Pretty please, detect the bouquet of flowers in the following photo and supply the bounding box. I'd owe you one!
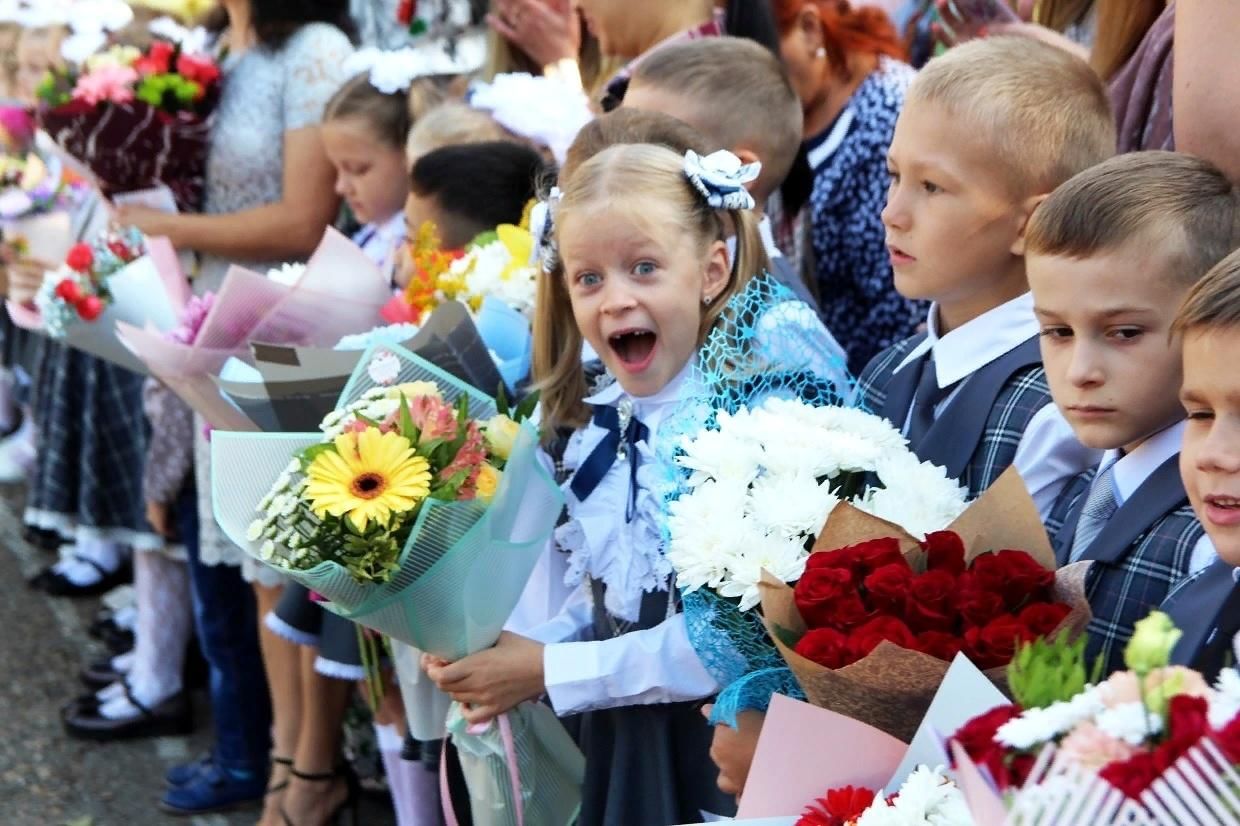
[950,612,1240,823]
[796,766,970,826]
[36,39,221,211]
[0,151,87,266]
[5,229,189,373]
[383,219,537,388]
[116,227,394,430]
[760,470,1092,741]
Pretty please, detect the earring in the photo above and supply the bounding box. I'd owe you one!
[815,46,827,58]
[703,295,714,306]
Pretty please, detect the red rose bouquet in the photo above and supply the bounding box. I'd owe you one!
[949,612,1240,823]
[36,40,221,211]
[761,469,1092,741]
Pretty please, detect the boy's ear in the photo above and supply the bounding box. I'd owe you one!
[702,239,731,305]
[1009,192,1050,257]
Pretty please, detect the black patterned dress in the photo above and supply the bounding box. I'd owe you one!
[804,57,927,375]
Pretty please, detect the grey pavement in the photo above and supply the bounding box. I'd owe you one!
[0,484,398,826]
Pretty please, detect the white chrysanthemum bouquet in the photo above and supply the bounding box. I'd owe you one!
[667,397,968,611]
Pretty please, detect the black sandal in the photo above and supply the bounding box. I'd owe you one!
[266,755,293,797]
[279,765,359,826]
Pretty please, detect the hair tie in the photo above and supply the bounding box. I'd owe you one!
[683,150,761,212]
[529,187,562,273]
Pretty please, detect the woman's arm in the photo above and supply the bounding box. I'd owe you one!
[1173,0,1240,182]
[116,125,339,261]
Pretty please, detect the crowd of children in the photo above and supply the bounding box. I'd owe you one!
[2,1,1240,825]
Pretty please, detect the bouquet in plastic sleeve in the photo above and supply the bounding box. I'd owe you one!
[116,227,393,430]
[0,151,88,265]
[212,342,578,825]
[383,219,537,389]
[950,611,1240,824]
[760,469,1093,742]
[5,229,189,373]
[715,654,1007,824]
[36,39,221,210]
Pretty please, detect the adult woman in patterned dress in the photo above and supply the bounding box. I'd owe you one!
[115,1,355,821]
[773,0,925,375]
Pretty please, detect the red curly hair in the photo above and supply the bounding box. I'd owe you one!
[772,0,906,74]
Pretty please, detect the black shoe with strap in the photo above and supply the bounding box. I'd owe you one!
[62,684,192,741]
[279,765,359,826]
[30,557,131,597]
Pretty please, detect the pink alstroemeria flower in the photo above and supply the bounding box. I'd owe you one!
[72,65,139,106]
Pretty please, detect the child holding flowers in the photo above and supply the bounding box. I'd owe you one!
[425,142,844,825]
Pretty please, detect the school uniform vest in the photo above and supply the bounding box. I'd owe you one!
[856,333,1049,499]
[1047,456,1204,676]
[1166,559,1240,682]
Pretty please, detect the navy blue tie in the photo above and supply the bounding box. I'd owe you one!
[569,402,649,522]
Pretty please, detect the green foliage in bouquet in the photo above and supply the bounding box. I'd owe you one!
[1007,631,1102,711]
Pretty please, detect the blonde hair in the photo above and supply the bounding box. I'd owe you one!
[1174,250,1240,338]
[533,143,770,433]
[628,37,802,203]
[909,36,1115,196]
[1028,152,1240,287]
[481,26,621,98]
[404,102,508,163]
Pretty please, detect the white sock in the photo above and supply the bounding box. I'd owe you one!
[127,552,191,703]
[110,650,135,673]
[376,724,440,826]
[53,539,124,586]
[96,680,126,702]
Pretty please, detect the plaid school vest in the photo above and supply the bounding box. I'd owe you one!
[855,334,1050,500]
[1047,457,1204,676]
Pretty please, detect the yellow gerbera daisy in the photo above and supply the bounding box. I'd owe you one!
[304,429,432,532]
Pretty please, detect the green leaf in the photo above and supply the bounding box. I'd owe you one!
[398,393,416,440]
[298,442,336,471]
[495,382,511,418]
[513,389,540,423]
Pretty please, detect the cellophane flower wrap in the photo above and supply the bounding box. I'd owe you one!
[761,469,1093,742]
[32,228,145,335]
[211,340,562,657]
[116,228,394,430]
[657,273,961,726]
[0,151,84,224]
[36,39,221,210]
[949,612,1240,823]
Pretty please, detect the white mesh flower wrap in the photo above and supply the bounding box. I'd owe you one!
[683,150,761,211]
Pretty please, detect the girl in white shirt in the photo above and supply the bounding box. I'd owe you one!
[426,143,775,825]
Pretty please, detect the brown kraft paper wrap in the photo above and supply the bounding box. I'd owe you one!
[760,466,1093,742]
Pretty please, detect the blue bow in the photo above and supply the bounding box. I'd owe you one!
[569,402,649,522]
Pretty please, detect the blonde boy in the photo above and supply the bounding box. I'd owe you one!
[856,37,1113,514]
[1162,250,1240,679]
[1027,152,1240,675]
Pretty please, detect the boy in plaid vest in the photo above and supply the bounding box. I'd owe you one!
[1164,250,1240,681]
[1030,153,1240,676]
[856,37,1111,516]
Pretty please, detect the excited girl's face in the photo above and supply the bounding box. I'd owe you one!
[322,116,409,226]
[559,198,729,398]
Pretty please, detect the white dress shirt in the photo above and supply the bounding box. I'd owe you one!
[354,211,406,285]
[891,292,1101,519]
[1095,421,1216,575]
[519,364,720,715]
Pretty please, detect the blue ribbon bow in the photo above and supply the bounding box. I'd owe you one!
[569,402,649,522]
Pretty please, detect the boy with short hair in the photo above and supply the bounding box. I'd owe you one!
[1162,249,1240,679]
[1029,152,1240,675]
[857,37,1113,513]
[623,36,817,305]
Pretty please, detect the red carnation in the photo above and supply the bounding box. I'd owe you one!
[796,566,855,627]
[796,785,877,826]
[846,616,916,662]
[65,243,94,272]
[54,279,82,303]
[135,40,176,75]
[1099,750,1164,800]
[1017,602,1071,639]
[950,704,1022,787]
[1162,694,1209,764]
[794,627,852,670]
[863,562,914,614]
[958,574,1007,628]
[915,630,963,662]
[923,531,967,574]
[970,550,1054,610]
[75,295,105,321]
[964,614,1027,670]
[904,569,958,633]
[1213,715,1240,763]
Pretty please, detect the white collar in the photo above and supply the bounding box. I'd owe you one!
[727,216,783,264]
[1099,420,1186,506]
[895,292,1038,388]
[583,359,696,429]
